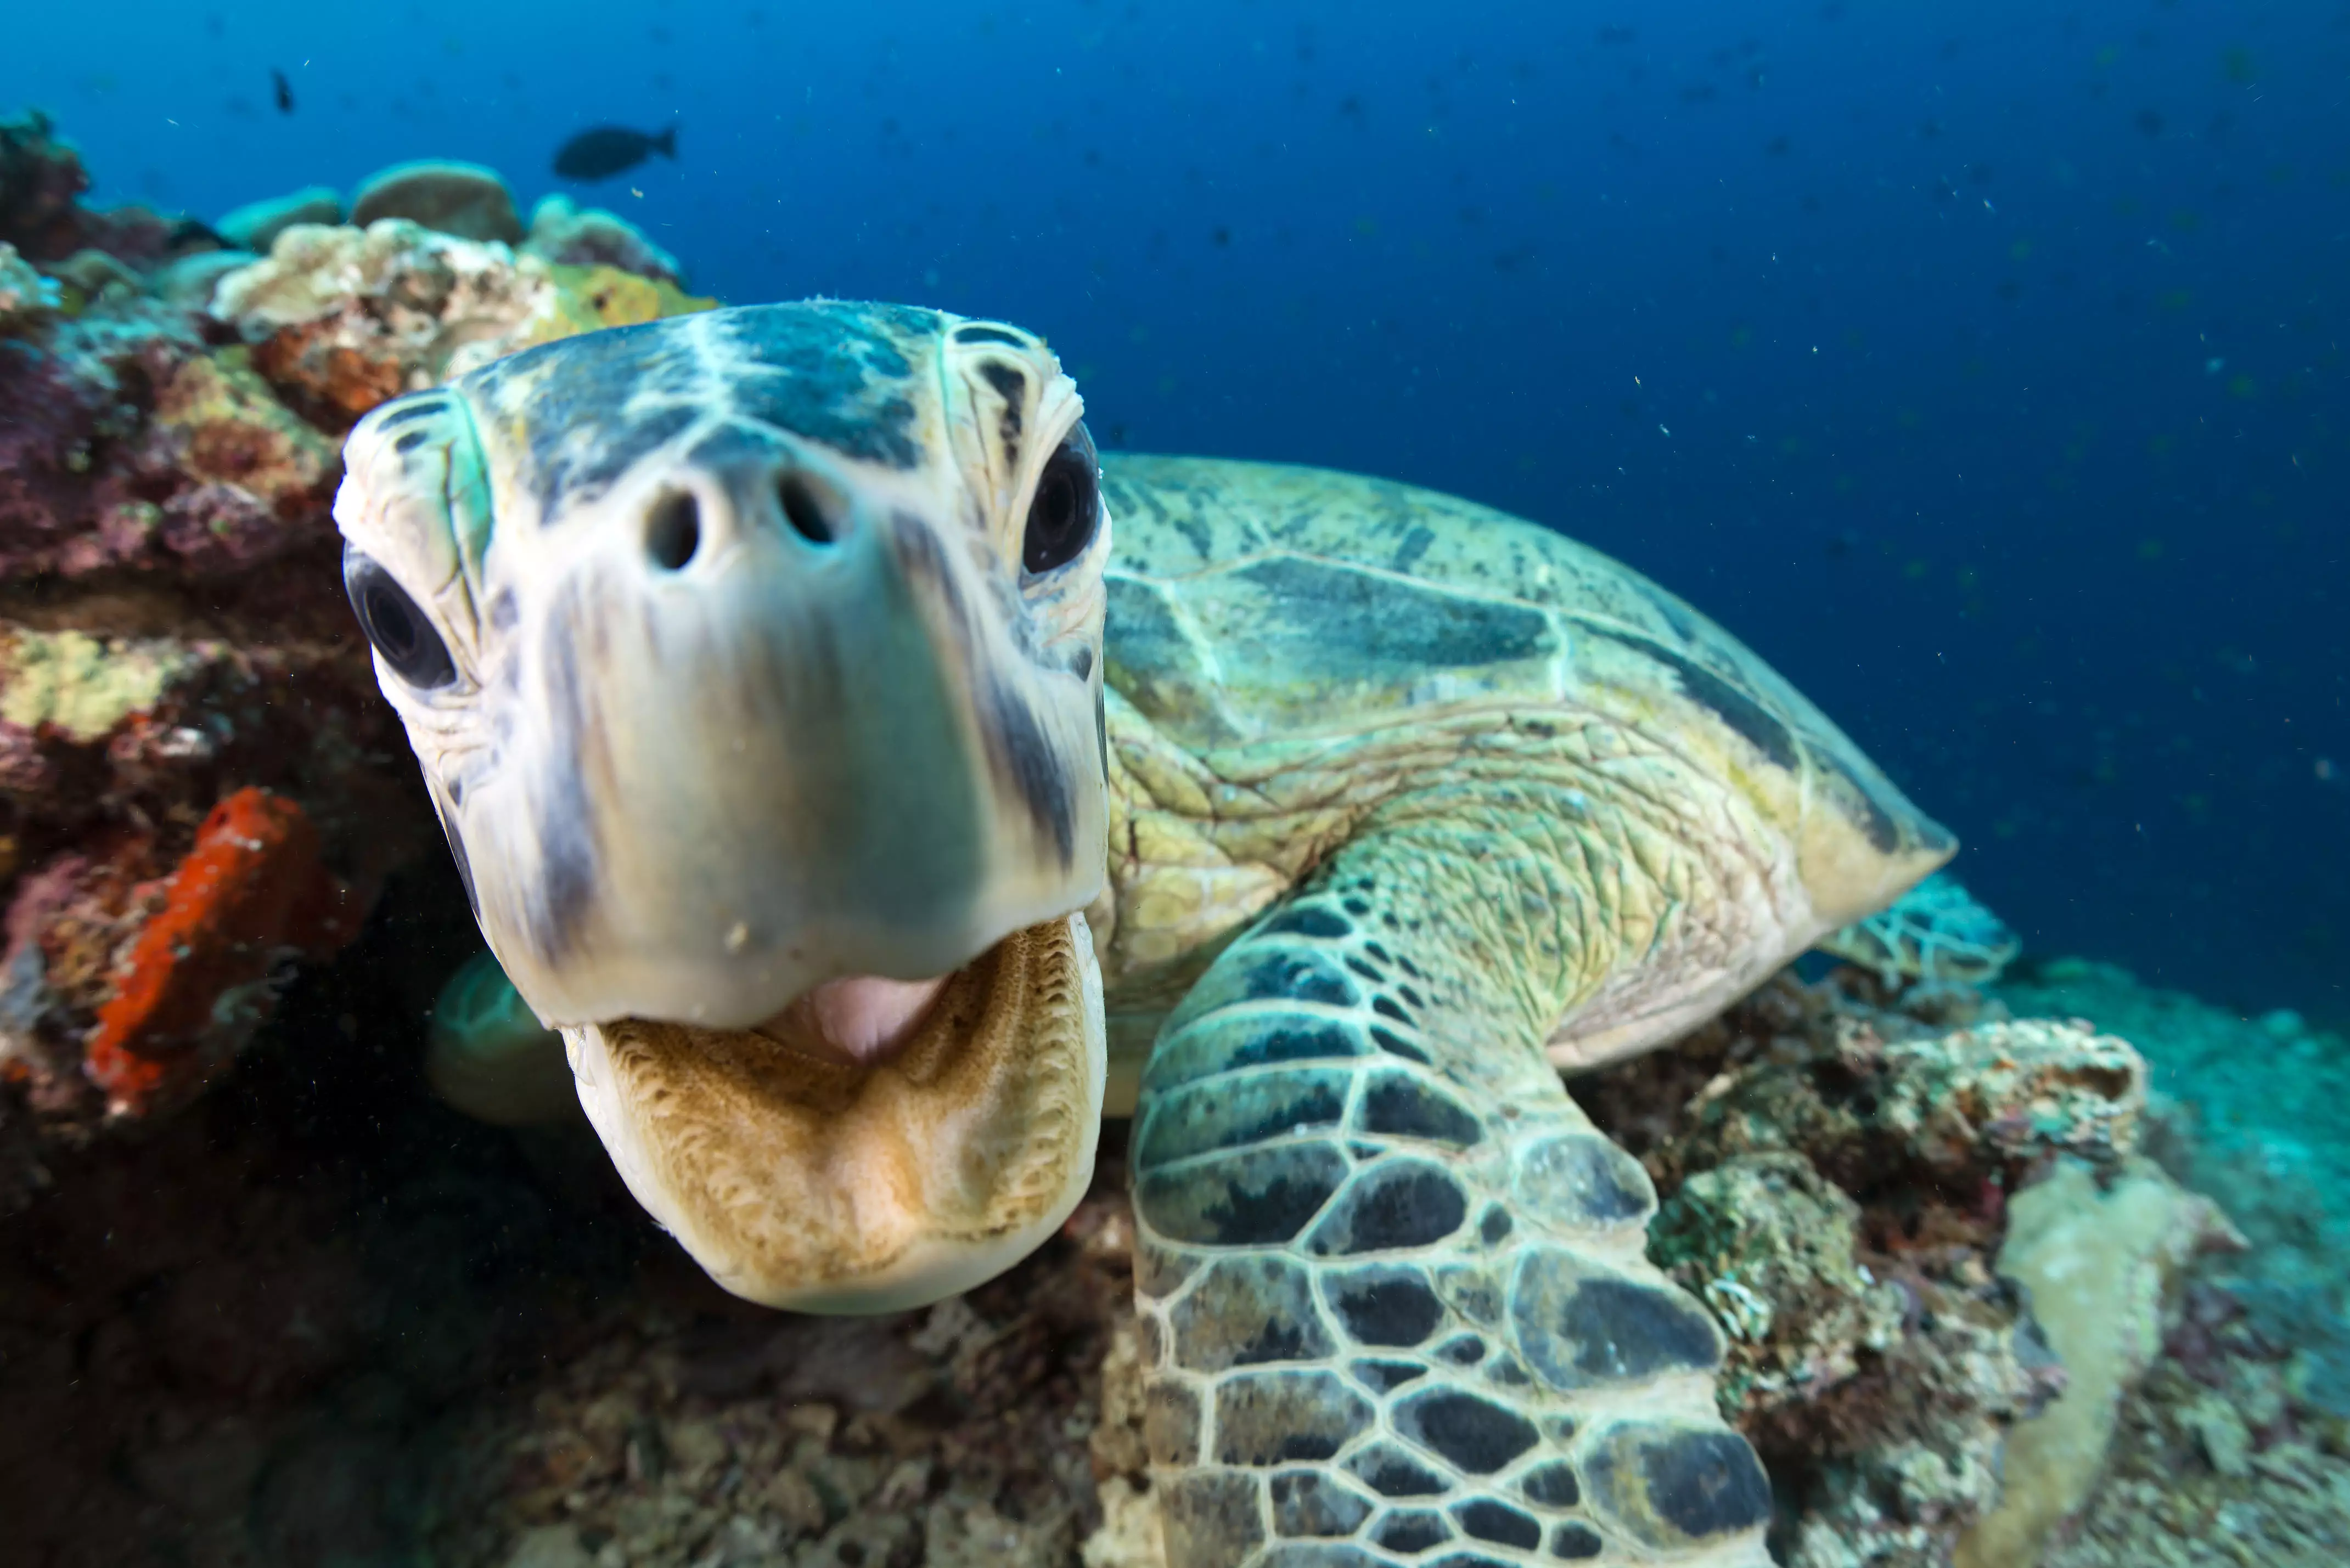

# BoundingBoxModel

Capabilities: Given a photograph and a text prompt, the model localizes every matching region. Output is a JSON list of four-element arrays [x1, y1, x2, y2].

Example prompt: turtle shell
[[1099, 453, 1951, 904]]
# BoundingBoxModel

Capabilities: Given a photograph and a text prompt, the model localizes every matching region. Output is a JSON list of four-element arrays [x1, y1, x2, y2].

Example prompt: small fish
[[554, 123, 678, 182], [272, 67, 294, 114]]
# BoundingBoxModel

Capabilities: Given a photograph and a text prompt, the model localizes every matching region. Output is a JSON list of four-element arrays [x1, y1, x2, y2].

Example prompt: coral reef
[[1581, 979, 2150, 1567], [1, 110, 221, 270], [0, 112, 713, 1200], [212, 219, 712, 428]]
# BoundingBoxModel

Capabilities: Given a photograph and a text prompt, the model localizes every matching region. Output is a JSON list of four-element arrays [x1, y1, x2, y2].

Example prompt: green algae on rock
[[215, 185, 342, 253], [1651, 1151, 1907, 1420], [0, 627, 200, 742], [524, 193, 685, 285], [1667, 1013, 2150, 1198], [348, 159, 524, 245]]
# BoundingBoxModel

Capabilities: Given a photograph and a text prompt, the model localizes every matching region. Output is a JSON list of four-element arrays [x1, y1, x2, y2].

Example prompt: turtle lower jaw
[[565, 911, 1106, 1315]]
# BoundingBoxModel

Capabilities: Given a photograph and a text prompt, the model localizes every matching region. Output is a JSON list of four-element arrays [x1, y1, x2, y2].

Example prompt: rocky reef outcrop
[[0, 110, 712, 1193]]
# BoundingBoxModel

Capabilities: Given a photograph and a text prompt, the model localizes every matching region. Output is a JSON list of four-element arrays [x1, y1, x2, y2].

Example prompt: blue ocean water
[[7, 0, 2344, 1021]]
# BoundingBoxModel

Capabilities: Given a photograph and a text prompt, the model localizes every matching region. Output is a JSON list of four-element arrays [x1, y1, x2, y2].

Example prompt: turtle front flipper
[[1132, 806, 1774, 1568]]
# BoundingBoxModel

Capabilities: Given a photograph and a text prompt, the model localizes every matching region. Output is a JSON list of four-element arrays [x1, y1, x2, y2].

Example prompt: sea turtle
[[334, 300, 1974, 1568]]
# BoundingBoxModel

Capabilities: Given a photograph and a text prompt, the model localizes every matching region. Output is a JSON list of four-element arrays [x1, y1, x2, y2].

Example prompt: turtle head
[[335, 302, 1111, 1310]]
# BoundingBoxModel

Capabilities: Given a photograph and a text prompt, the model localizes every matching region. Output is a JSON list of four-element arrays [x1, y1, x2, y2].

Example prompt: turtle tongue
[[753, 973, 954, 1068], [565, 912, 1106, 1313]]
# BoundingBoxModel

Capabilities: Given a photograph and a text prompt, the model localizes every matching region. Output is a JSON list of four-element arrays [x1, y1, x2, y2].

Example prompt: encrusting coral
[[211, 218, 713, 428], [82, 787, 361, 1116]]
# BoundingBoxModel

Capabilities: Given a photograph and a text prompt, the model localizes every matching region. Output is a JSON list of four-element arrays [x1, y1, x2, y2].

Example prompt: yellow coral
[[547, 262, 717, 329], [0, 627, 196, 742]]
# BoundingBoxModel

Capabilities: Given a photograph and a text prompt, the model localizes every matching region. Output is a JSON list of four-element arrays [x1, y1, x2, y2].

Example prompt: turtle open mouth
[[564, 911, 1106, 1313]]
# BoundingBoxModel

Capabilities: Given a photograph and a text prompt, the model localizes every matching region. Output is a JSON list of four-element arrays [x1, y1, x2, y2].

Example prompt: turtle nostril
[[778, 473, 836, 545], [646, 492, 701, 570]]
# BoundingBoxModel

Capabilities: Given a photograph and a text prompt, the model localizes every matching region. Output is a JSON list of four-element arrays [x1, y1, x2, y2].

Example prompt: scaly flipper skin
[[1133, 791, 1773, 1568]]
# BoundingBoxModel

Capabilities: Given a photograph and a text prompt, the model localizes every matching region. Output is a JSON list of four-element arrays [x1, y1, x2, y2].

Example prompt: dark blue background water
[[9, 1, 2346, 1022]]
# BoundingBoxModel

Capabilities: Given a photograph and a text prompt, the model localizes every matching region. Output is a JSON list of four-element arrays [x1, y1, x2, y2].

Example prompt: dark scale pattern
[[1170, 1257, 1336, 1371], [1372, 1512, 1452, 1555], [1306, 1161, 1468, 1255], [1510, 1250, 1722, 1392], [1237, 951, 1360, 1007], [722, 301, 934, 470], [1147, 1016, 1369, 1093], [1346, 1445, 1452, 1498], [460, 315, 700, 514], [1517, 1462, 1582, 1508], [1452, 1501, 1542, 1550], [1213, 1372, 1374, 1465], [1270, 1471, 1375, 1538], [1485, 1356, 1533, 1389], [1583, 1422, 1773, 1548], [1393, 1389, 1540, 1475], [1137, 1068, 1351, 1166], [1549, 1524, 1606, 1560], [1603, 630, 1799, 771], [1350, 1360, 1428, 1394], [1358, 1074, 1484, 1147], [1329, 1266, 1447, 1346], [1263, 905, 1354, 939], [1135, 1144, 1347, 1246], [1370, 1026, 1432, 1064], [1478, 1206, 1513, 1245], [1435, 1335, 1486, 1366], [980, 670, 1079, 865]]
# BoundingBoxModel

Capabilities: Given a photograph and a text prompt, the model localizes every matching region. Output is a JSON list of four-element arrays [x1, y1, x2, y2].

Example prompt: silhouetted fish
[[272, 68, 294, 114], [554, 125, 678, 182]]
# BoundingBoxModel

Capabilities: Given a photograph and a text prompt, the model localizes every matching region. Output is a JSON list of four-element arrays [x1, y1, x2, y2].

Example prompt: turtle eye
[[1022, 425, 1100, 577], [342, 545, 457, 689]]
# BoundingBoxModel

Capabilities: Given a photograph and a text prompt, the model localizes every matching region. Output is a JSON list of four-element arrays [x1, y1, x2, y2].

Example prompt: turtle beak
[[564, 911, 1106, 1312]]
